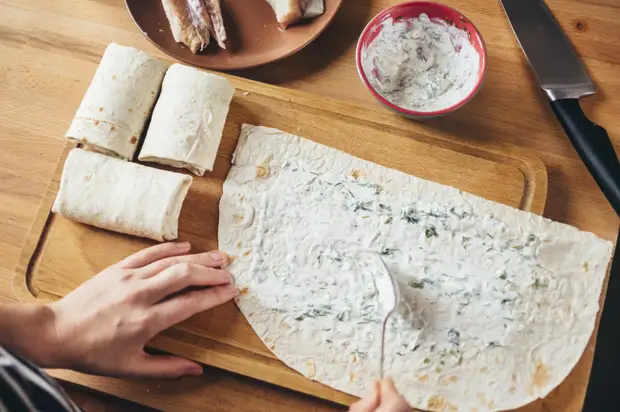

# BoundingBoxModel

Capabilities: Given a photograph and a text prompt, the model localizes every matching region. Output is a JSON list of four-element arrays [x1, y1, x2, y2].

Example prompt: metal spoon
[[374, 256, 401, 379]]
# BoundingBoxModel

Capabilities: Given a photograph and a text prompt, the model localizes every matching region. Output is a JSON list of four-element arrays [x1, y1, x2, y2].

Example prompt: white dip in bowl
[[361, 13, 481, 114]]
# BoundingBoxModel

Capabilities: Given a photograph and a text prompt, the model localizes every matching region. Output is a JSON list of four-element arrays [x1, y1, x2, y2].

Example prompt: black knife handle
[[583, 227, 620, 411], [550, 99, 620, 216]]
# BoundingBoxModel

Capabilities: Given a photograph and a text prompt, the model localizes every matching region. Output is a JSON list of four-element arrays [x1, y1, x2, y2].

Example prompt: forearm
[[0, 303, 58, 367]]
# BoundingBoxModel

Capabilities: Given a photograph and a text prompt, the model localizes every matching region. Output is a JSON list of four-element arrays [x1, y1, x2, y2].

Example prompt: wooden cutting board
[[13, 74, 547, 406]]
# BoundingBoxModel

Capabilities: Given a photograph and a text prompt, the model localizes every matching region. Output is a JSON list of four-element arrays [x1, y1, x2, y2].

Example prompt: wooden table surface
[[1, 0, 619, 411]]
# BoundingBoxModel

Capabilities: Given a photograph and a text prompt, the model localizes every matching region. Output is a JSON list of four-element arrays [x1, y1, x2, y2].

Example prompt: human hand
[[350, 378, 411, 412], [44, 242, 236, 378]]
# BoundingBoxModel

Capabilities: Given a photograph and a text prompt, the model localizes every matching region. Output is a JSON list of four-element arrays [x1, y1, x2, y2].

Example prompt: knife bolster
[[544, 85, 596, 101]]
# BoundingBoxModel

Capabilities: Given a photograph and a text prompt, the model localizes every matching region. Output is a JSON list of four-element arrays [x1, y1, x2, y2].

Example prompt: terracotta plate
[[125, 0, 343, 70]]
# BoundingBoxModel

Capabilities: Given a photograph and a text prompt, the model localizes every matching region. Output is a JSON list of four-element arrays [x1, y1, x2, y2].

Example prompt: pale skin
[[0, 241, 412, 411]]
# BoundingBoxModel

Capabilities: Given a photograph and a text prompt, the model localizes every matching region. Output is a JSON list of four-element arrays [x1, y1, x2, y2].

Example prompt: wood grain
[[14, 75, 546, 406], [0, 0, 618, 411]]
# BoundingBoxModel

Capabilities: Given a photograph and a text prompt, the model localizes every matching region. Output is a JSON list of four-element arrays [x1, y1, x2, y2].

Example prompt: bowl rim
[[355, 1, 488, 117]]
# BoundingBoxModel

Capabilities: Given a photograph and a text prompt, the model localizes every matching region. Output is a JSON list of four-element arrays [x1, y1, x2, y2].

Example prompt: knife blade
[[501, 0, 620, 216]]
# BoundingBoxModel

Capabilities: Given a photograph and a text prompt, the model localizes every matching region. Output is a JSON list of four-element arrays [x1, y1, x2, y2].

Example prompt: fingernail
[[187, 365, 203, 376], [176, 241, 191, 250], [210, 251, 224, 261]]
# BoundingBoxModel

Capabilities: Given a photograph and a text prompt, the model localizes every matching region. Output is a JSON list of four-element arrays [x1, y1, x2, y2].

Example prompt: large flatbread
[[219, 125, 613, 411], [65, 43, 168, 160], [53, 148, 192, 241], [138, 63, 234, 175]]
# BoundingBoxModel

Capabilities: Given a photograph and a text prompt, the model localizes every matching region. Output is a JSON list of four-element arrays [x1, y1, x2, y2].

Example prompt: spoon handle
[[379, 315, 389, 380]]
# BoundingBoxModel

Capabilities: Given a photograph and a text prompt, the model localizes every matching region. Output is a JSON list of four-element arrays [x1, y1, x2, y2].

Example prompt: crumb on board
[[239, 286, 249, 296]]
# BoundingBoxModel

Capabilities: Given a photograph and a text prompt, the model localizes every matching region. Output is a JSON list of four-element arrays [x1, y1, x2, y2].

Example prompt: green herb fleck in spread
[[408, 280, 425, 289], [426, 226, 438, 238], [380, 247, 397, 256], [401, 207, 419, 224]]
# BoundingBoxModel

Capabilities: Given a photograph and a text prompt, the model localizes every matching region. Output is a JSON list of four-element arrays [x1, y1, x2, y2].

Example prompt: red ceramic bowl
[[356, 1, 487, 118]]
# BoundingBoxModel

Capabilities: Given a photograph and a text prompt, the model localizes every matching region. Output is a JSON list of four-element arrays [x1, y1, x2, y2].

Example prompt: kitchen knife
[[500, 0, 620, 216]]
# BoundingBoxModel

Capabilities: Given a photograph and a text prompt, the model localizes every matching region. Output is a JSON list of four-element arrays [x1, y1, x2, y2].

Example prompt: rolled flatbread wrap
[[138, 63, 234, 175], [52, 148, 192, 241], [66, 43, 168, 160]]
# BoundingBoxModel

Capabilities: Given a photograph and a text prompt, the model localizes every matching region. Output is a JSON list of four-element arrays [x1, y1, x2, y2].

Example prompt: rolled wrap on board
[[65, 43, 168, 159], [138, 63, 234, 175], [52, 149, 192, 241]]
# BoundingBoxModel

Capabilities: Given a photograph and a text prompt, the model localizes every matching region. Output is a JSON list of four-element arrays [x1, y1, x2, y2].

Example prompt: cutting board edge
[[13, 141, 74, 304], [12, 83, 548, 406]]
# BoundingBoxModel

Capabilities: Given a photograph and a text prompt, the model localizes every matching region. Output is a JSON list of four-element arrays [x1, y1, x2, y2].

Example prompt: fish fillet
[[300, 0, 324, 18], [265, 0, 302, 27], [204, 0, 227, 49], [161, 0, 212, 53]]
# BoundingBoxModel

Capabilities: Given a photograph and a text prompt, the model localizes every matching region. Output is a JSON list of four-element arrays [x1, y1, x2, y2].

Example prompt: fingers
[[118, 242, 191, 269], [377, 378, 411, 412], [381, 378, 400, 396], [150, 284, 237, 332], [144, 263, 231, 303], [139, 250, 229, 278], [349, 381, 380, 412], [129, 353, 203, 378]]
